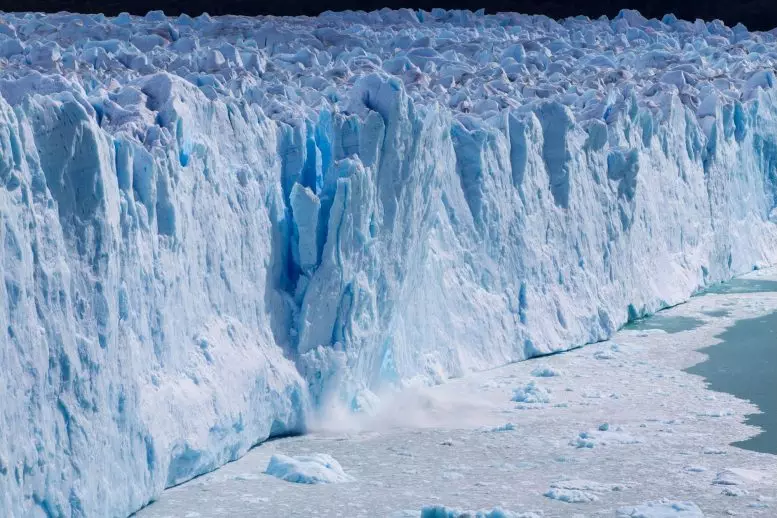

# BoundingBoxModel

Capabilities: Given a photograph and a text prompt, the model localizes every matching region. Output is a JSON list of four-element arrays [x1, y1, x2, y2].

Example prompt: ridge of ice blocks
[[264, 453, 354, 484], [2, 7, 777, 518]]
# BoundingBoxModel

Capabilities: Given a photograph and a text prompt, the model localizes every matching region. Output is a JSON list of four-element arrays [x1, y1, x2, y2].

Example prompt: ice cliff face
[[2, 8, 777, 517]]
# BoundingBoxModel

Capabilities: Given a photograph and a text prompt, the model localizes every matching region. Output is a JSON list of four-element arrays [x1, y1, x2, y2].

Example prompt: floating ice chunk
[[713, 468, 770, 486], [620, 329, 668, 337], [572, 431, 597, 449], [594, 350, 617, 360], [531, 365, 561, 377], [511, 381, 551, 404], [570, 428, 641, 448], [703, 447, 727, 455], [549, 479, 625, 492], [616, 501, 704, 517], [420, 506, 540, 518], [543, 487, 599, 503], [697, 409, 734, 418], [721, 487, 748, 497], [488, 423, 516, 432], [265, 453, 354, 484]]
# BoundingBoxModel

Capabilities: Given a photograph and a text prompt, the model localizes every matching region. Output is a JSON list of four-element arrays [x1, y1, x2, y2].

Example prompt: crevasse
[[1, 8, 777, 517]]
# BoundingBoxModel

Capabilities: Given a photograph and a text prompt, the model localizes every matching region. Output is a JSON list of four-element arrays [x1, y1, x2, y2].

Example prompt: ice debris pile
[[2, 7, 777, 517], [264, 453, 355, 484], [420, 506, 540, 518]]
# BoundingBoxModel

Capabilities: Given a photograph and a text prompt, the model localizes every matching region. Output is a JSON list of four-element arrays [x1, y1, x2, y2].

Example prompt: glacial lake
[[627, 277, 777, 455], [686, 310, 777, 454], [693, 276, 777, 455]]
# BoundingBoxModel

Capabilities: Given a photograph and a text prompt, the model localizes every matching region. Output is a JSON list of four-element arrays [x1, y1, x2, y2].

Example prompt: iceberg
[[264, 453, 355, 484], [1, 7, 777, 517]]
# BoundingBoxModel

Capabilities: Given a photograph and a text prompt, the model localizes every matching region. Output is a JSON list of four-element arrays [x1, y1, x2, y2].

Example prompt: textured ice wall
[[292, 75, 777, 402], [1, 8, 777, 517], [0, 80, 308, 516]]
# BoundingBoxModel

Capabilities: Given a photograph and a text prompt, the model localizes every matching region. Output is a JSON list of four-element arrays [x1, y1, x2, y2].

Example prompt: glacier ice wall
[[1, 8, 777, 517]]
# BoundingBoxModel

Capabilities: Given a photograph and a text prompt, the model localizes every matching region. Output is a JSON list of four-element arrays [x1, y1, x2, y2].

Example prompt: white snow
[[2, 6, 777, 517], [264, 453, 355, 484]]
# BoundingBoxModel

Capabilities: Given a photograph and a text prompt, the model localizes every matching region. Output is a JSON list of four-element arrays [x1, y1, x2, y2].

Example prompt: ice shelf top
[[1, 8, 776, 130]]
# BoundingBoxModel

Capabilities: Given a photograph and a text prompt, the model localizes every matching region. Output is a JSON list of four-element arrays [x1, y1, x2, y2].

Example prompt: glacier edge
[[1, 8, 777, 518]]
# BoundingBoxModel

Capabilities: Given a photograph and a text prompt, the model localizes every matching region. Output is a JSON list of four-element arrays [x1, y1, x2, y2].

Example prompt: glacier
[[1, 7, 777, 517]]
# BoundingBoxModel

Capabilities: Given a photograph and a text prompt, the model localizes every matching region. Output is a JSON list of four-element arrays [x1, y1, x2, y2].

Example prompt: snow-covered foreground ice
[[137, 270, 777, 517], [3, 7, 777, 516]]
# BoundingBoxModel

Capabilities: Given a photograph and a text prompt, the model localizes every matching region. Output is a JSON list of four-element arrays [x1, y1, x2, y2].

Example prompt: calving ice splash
[[0, 6, 776, 517]]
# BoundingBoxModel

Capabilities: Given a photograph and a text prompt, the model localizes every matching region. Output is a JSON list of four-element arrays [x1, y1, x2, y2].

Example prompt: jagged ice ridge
[[1, 7, 777, 517]]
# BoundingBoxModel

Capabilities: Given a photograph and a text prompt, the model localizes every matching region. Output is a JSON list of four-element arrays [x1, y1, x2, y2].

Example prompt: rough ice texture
[[264, 453, 354, 484], [543, 487, 600, 503], [2, 6, 777, 517], [616, 500, 705, 517], [512, 381, 551, 404], [420, 506, 539, 518]]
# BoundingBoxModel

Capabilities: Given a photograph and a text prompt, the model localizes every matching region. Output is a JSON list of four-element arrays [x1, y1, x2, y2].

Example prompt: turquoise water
[[686, 311, 777, 455], [624, 278, 777, 334], [623, 315, 705, 334], [701, 278, 777, 295]]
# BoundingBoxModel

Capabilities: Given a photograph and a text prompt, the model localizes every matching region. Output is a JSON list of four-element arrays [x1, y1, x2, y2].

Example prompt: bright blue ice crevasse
[[2, 8, 777, 517]]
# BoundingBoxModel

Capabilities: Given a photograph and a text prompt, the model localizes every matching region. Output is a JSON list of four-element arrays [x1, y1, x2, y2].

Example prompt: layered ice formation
[[2, 7, 777, 517]]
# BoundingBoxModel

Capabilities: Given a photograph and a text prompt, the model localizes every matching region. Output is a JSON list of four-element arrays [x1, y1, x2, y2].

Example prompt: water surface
[[686, 311, 777, 454], [701, 278, 777, 295], [623, 315, 705, 334]]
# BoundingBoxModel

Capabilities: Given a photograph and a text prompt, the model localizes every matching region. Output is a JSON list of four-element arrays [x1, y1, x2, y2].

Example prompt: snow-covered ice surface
[[3, 7, 777, 516], [138, 269, 777, 517]]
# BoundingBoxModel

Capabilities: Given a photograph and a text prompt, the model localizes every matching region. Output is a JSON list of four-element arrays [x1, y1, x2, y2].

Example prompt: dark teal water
[[686, 311, 777, 455], [623, 277, 777, 455]]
